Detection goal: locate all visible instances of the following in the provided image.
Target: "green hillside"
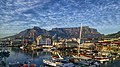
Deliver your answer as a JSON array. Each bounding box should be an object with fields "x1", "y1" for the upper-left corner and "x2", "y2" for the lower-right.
[{"x1": 105, "y1": 31, "x2": 120, "y2": 38}]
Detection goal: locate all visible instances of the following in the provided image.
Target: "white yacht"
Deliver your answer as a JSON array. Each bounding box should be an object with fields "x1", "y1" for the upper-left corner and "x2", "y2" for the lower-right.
[
  {"x1": 43, "y1": 53, "x2": 74, "y2": 67},
  {"x1": 43, "y1": 59, "x2": 74, "y2": 67}
]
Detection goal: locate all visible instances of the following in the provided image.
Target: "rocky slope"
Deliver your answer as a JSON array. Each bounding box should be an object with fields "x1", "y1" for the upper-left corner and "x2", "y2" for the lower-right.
[
  {"x1": 3, "y1": 26, "x2": 102, "y2": 39},
  {"x1": 49, "y1": 26, "x2": 101, "y2": 38}
]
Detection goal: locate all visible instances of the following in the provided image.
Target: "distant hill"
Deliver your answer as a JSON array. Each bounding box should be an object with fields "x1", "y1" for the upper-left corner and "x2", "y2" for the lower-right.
[
  {"x1": 105, "y1": 31, "x2": 120, "y2": 38},
  {"x1": 2, "y1": 26, "x2": 102, "y2": 39}
]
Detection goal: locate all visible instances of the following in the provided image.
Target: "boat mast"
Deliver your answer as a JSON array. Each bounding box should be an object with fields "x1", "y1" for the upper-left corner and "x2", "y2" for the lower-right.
[
  {"x1": 78, "y1": 23, "x2": 82, "y2": 55},
  {"x1": 79, "y1": 23, "x2": 82, "y2": 45}
]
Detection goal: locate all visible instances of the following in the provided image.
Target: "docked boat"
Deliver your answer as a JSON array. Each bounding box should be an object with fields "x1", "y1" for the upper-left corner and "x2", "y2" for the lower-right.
[
  {"x1": 8, "y1": 62, "x2": 22, "y2": 67},
  {"x1": 20, "y1": 46, "x2": 25, "y2": 49},
  {"x1": 95, "y1": 57, "x2": 109, "y2": 63},
  {"x1": 43, "y1": 52, "x2": 74, "y2": 67},
  {"x1": 31, "y1": 45, "x2": 43, "y2": 51},
  {"x1": 20, "y1": 64, "x2": 36, "y2": 67},
  {"x1": 52, "y1": 53, "x2": 63, "y2": 60},
  {"x1": 72, "y1": 54, "x2": 92, "y2": 60},
  {"x1": 9, "y1": 63, "x2": 36, "y2": 67},
  {"x1": 43, "y1": 48, "x2": 51, "y2": 52},
  {"x1": 42, "y1": 45, "x2": 53, "y2": 51},
  {"x1": 0, "y1": 49, "x2": 10, "y2": 57},
  {"x1": 51, "y1": 47, "x2": 57, "y2": 51},
  {"x1": 43, "y1": 59, "x2": 61, "y2": 67},
  {"x1": 57, "y1": 60, "x2": 75, "y2": 67},
  {"x1": 43, "y1": 59, "x2": 74, "y2": 67}
]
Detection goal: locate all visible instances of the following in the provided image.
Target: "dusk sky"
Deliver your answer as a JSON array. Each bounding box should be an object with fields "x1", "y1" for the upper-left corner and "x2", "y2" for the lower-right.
[{"x1": 0, "y1": 0, "x2": 120, "y2": 38}]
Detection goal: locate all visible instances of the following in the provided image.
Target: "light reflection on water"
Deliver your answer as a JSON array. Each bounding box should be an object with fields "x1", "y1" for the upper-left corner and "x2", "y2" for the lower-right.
[
  {"x1": 1, "y1": 47, "x2": 119, "y2": 67},
  {"x1": 0, "y1": 47, "x2": 52, "y2": 67}
]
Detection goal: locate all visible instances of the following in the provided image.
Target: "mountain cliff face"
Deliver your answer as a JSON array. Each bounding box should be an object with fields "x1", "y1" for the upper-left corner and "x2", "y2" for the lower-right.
[
  {"x1": 5, "y1": 26, "x2": 102, "y2": 39},
  {"x1": 49, "y1": 26, "x2": 101, "y2": 38},
  {"x1": 16, "y1": 27, "x2": 49, "y2": 37}
]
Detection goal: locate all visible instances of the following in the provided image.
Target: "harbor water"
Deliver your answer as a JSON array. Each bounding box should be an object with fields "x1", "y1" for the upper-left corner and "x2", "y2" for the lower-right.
[
  {"x1": 0, "y1": 47, "x2": 52, "y2": 67},
  {"x1": 0, "y1": 47, "x2": 120, "y2": 67}
]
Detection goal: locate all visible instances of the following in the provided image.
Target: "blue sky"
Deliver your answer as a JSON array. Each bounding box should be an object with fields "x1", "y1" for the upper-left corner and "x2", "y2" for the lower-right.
[{"x1": 0, "y1": 0, "x2": 120, "y2": 38}]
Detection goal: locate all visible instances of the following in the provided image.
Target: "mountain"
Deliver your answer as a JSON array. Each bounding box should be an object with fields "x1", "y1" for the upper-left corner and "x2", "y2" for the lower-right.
[
  {"x1": 104, "y1": 31, "x2": 120, "y2": 38},
  {"x1": 3, "y1": 26, "x2": 102, "y2": 39},
  {"x1": 16, "y1": 27, "x2": 49, "y2": 37},
  {"x1": 49, "y1": 26, "x2": 102, "y2": 38}
]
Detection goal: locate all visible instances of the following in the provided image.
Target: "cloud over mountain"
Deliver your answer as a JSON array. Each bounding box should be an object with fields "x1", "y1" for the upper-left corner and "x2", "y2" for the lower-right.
[{"x1": 0, "y1": 0, "x2": 120, "y2": 38}]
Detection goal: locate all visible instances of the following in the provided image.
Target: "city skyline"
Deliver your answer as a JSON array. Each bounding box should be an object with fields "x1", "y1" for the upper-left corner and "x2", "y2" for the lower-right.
[{"x1": 0, "y1": 0, "x2": 120, "y2": 38}]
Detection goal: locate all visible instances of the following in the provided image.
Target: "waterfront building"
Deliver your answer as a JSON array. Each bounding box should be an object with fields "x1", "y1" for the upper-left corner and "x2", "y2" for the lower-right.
[
  {"x1": 65, "y1": 41, "x2": 79, "y2": 47},
  {"x1": 36, "y1": 35, "x2": 52, "y2": 46}
]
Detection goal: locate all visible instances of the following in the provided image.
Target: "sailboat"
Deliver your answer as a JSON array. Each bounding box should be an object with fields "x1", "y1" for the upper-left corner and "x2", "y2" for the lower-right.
[
  {"x1": 72, "y1": 23, "x2": 84, "y2": 59},
  {"x1": 73, "y1": 24, "x2": 91, "y2": 58},
  {"x1": 71, "y1": 24, "x2": 102, "y2": 66}
]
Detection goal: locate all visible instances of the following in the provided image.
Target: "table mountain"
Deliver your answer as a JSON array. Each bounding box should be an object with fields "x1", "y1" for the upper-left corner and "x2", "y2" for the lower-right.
[
  {"x1": 3, "y1": 26, "x2": 102, "y2": 39},
  {"x1": 49, "y1": 26, "x2": 102, "y2": 38}
]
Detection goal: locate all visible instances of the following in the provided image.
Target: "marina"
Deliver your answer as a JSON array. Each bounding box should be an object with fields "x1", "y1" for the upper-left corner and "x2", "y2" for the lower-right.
[
  {"x1": 0, "y1": 43, "x2": 119, "y2": 67},
  {"x1": 0, "y1": 25, "x2": 120, "y2": 67},
  {"x1": 0, "y1": 0, "x2": 120, "y2": 67}
]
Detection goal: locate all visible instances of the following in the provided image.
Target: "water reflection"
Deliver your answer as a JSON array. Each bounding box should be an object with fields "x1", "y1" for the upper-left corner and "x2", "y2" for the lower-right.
[
  {"x1": 0, "y1": 47, "x2": 53, "y2": 67},
  {"x1": 0, "y1": 47, "x2": 84, "y2": 67},
  {"x1": 0, "y1": 48, "x2": 10, "y2": 67}
]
